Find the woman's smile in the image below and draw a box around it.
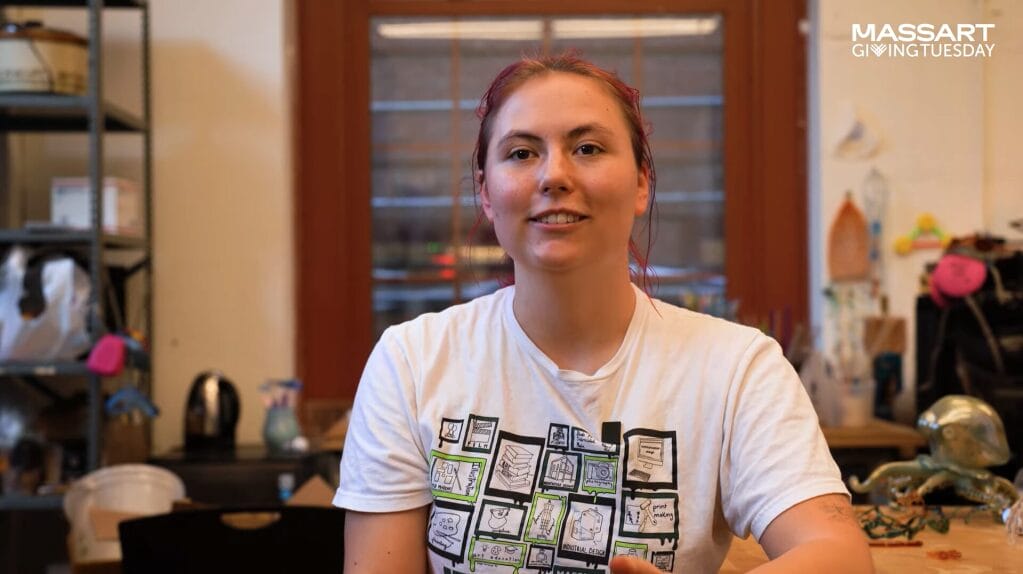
[528,209,589,227]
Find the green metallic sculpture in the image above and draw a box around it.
[849,395,1020,521]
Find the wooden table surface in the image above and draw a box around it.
[720,508,1023,573]
[820,418,927,458]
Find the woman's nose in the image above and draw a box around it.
[540,150,571,194]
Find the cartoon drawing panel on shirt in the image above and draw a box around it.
[539,450,582,491]
[571,427,620,456]
[612,540,649,560]
[622,429,678,491]
[467,538,527,571]
[427,500,475,563]
[557,494,617,565]
[439,418,465,445]
[474,499,529,540]
[524,492,567,545]
[462,414,500,453]
[526,544,557,569]
[649,551,675,572]
[580,456,618,496]
[484,431,545,503]
[550,568,606,574]
[547,423,570,450]
[619,492,680,542]
[430,451,487,503]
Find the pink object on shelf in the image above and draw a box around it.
[87,334,126,376]
[932,253,987,298]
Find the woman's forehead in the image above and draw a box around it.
[491,73,629,137]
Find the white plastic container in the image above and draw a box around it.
[63,464,185,563]
[0,21,87,95]
[838,378,876,427]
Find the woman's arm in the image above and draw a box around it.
[751,493,874,573]
[344,505,430,574]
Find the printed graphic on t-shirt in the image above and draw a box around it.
[571,427,620,455]
[558,493,616,564]
[439,418,465,445]
[468,538,528,571]
[474,499,528,540]
[619,492,680,539]
[428,499,475,561]
[430,418,679,572]
[581,456,618,495]
[539,451,582,491]
[463,415,499,453]
[485,432,546,502]
[526,544,556,568]
[622,429,678,491]
[524,492,567,545]
[430,451,486,503]
[547,423,571,450]
[613,540,649,560]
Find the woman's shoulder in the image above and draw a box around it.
[643,293,765,350]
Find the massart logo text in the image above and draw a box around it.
[851,23,995,58]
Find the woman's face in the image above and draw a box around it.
[480,72,649,276]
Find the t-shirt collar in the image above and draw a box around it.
[502,283,648,383]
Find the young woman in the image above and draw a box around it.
[336,54,873,574]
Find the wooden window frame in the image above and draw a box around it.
[293,0,808,400]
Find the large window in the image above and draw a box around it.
[293,1,808,400]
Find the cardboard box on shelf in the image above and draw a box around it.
[301,398,352,451]
[50,177,143,237]
[286,475,334,508]
[863,315,907,355]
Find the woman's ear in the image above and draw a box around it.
[479,172,495,222]
[634,165,651,217]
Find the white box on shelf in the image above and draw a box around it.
[50,177,143,236]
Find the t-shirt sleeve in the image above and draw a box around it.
[333,328,433,512]
[719,333,849,541]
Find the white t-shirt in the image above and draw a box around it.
[335,285,847,573]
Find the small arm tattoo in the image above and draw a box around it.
[820,497,858,524]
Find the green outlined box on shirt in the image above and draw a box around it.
[430,450,487,503]
[468,538,527,571]
[581,455,618,495]
[613,540,649,560]
[523,492,567,545]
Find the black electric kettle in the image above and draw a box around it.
[184,370,240,452]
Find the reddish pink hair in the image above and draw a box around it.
[470,52,658,292]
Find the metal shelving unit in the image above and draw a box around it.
[0,0,152,511]
[0,94,145,131]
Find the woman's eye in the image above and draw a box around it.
[577,144,601,156]
[510,149,532,160]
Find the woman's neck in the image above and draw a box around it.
[511,266,637,375]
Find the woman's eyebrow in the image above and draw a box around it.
[497,124,614,147]
[566,123,614,140]
[496,130,542,147]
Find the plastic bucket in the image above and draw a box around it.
[63,464,185,563]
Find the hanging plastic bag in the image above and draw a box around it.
[0,246,92,361]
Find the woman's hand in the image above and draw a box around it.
[609,555,663,573]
